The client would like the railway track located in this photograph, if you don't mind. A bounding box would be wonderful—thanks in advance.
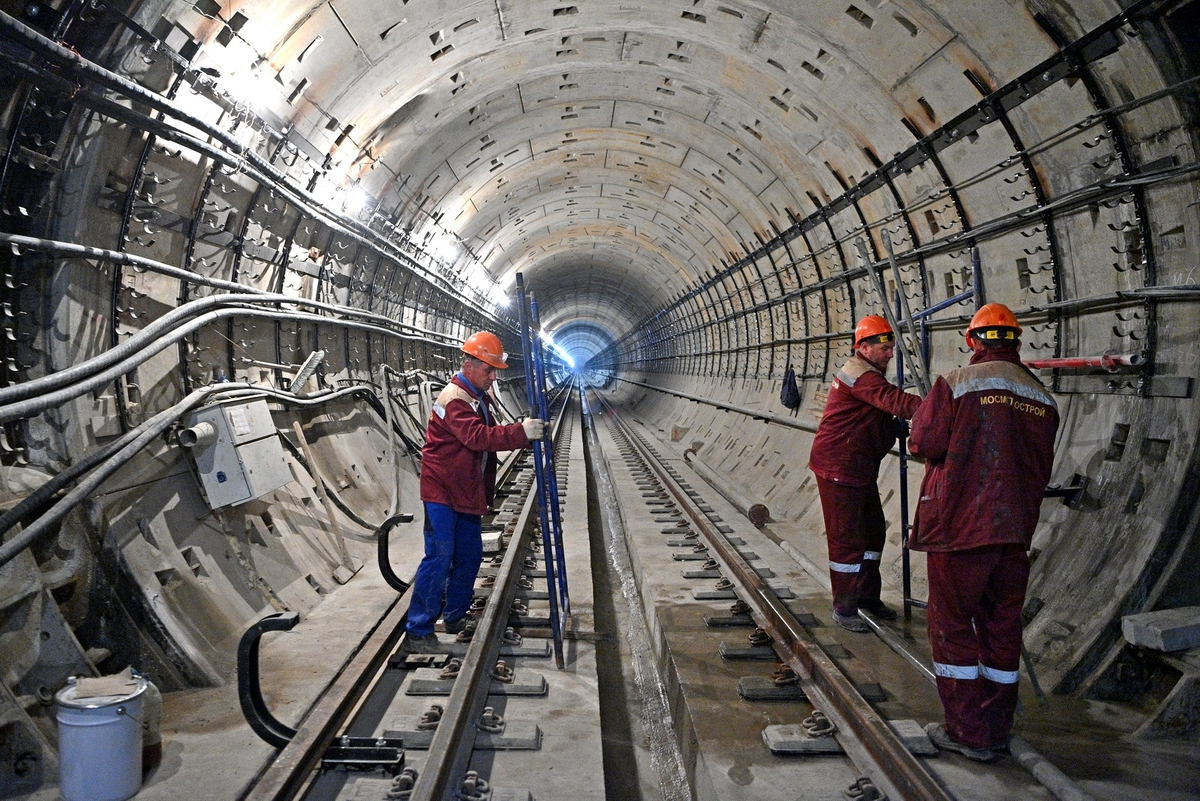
[243,390,601,801]
[587,390,1100,801]
[237,385,1173,801]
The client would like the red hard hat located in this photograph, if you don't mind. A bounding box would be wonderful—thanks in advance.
[462,331,508,369]
[965,303,1021,347]
[854,315,894,347]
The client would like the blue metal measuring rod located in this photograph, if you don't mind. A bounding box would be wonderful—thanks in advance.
[529,293,571,625]
[514,273,565,668]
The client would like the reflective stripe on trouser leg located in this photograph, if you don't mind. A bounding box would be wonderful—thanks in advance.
[927,545,1029,749]
[816,476,887,614]
[976,544,1029,745]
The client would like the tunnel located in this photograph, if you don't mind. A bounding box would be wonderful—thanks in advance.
[0,0,1198,798]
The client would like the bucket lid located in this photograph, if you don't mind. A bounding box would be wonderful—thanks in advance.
[56,676,148,709]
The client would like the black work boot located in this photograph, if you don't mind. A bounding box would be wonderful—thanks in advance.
[859,599,898,621]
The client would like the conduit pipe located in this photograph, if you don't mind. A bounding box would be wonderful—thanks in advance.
[682,448,769,528]
[0,384,255,568]
[0,13,493,318]
[0,306,448,424]
[0,384,370,568]
[0,233,460,395]
[1023,352,1143,372]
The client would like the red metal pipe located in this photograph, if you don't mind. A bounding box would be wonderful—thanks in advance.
[1023,351,1142,372]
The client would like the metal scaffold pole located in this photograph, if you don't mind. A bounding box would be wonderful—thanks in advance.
[529,293,571,624]
[514,273,566,668]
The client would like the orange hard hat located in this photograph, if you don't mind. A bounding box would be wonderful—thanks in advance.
[854,315,894,347]
[462,331,508,368]
[966,303,1021,347]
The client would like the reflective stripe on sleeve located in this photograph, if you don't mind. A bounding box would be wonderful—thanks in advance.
[934,662,980,680]
[980,664,1020,684]
[863,551,882,561]
[829,561,861,573]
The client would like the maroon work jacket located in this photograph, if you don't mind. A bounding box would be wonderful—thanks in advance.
[907,349,1059,552]
[809,355,923,487]
[419,375,530,515]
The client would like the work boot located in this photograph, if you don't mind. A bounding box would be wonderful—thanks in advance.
[925,723,998,763]
[442,617,474,635]
[832,609,870,633]
[859,599,898,621]
[403,633,441,654]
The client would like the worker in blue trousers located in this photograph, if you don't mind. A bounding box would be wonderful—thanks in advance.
[404,332,545,653]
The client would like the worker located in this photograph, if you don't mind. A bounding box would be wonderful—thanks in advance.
[404,332,546,653]
[908,304,1058,762]
[809,315,922,632]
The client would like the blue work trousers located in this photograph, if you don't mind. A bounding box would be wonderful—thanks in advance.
[406,502,483,636]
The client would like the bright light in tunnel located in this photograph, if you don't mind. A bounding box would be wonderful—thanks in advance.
[430,232,460,266]
[224,58,280,112]
[538,329,575,369]
[342,185,370,216]
[489,284,511,308]
[551,342,575,368]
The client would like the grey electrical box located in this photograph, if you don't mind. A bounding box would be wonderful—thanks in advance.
[182,399,293,509]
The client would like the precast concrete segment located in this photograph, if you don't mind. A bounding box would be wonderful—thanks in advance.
[599,398,953,801]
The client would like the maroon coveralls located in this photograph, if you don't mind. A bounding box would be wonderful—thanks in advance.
[809,355,921,615]
[908,349,1058,749]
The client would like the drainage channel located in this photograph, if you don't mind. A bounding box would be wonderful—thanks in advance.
[587,390,1069,801]
[245,391,605,801]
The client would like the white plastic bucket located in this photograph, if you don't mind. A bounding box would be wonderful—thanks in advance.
[56,676,147,801]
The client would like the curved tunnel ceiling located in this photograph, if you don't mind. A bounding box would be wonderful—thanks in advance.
[192,0,1145,356]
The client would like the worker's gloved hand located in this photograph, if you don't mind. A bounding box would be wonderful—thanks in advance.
[521,418,547,440]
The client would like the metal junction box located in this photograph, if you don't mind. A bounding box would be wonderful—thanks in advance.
[182,399,293,509]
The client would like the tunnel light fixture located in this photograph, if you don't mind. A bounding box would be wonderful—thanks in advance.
[342,185,370,216]
[488,283,511,308]
[550,343,576,368]
[224,57,280,111]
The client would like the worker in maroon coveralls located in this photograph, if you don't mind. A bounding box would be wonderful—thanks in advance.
[404,332,545,653]
[809,315,922,632]
[908,304,1059,762]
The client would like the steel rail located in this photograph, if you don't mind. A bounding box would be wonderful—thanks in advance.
[598,397,954,801]
[412,401,572,801]
[239,595,411,801]
[240,439,536,801]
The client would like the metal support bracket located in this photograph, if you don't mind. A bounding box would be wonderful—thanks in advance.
[237,611,300,748]
[378,512,415,593]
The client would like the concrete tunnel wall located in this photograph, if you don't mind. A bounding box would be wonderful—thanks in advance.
[0,0,1198,785]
